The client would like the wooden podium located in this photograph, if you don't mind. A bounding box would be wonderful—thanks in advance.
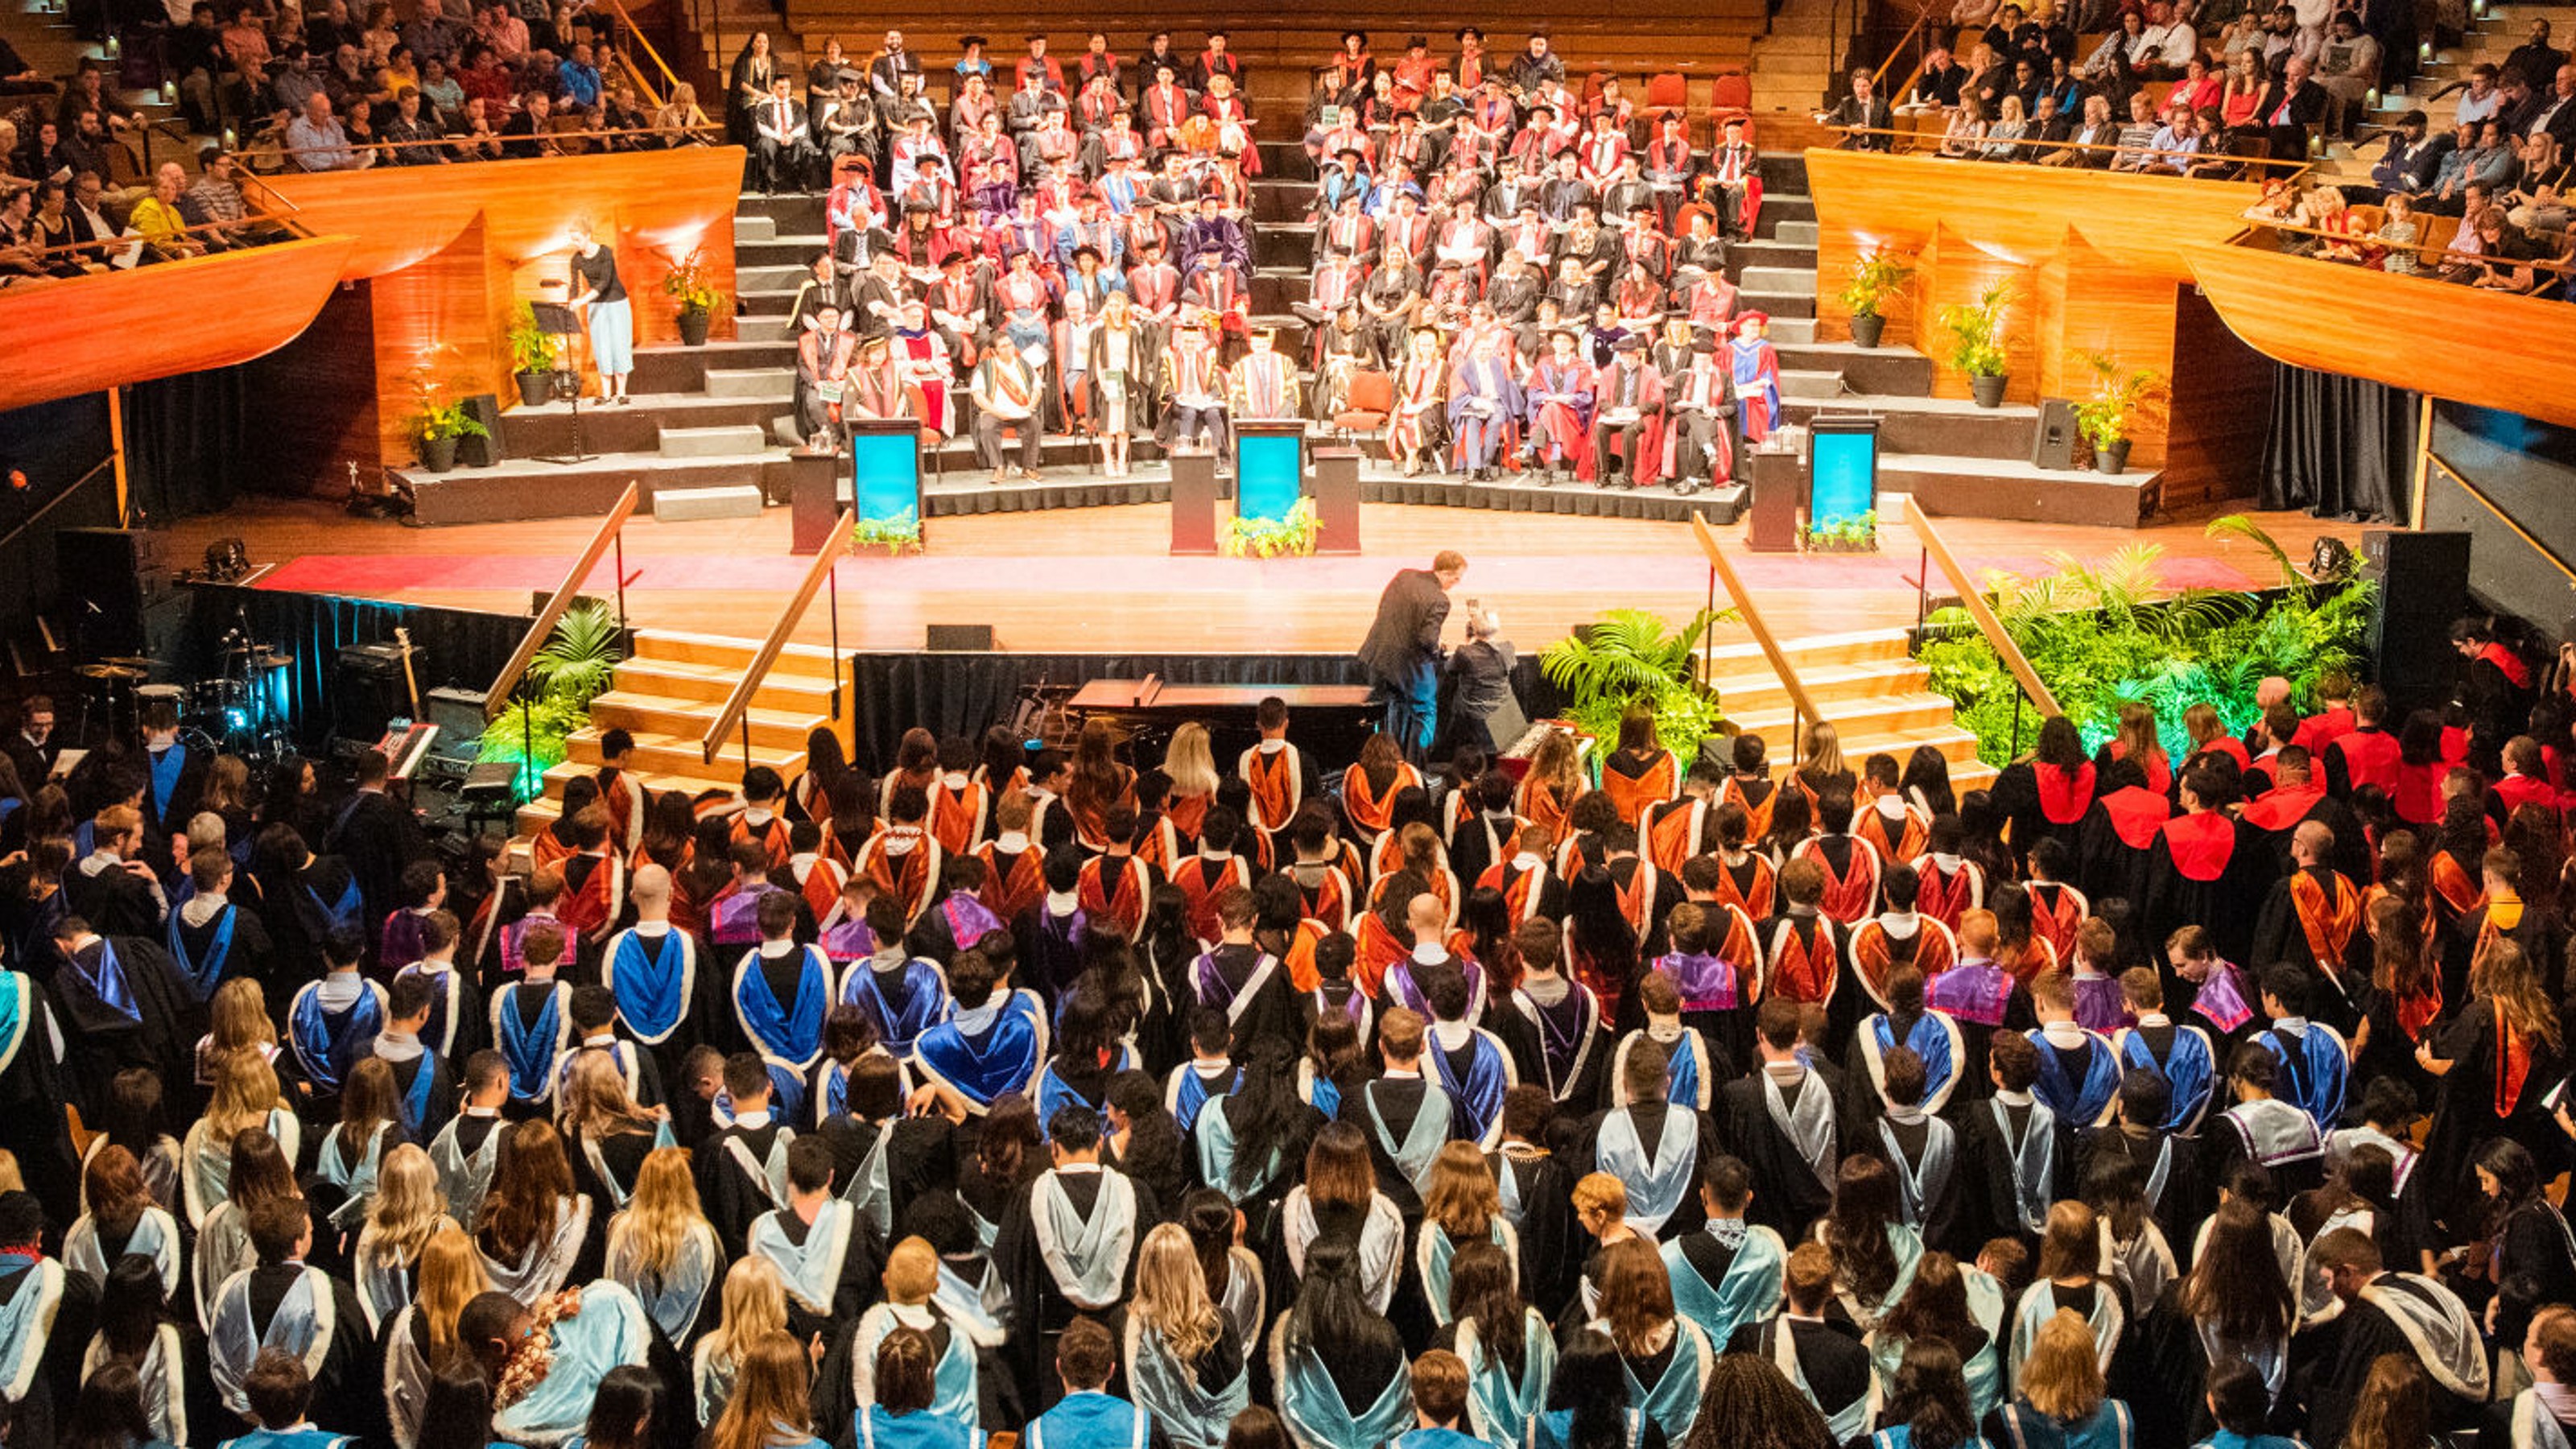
[1310,445,1363,554]
[1168,448,1220,555]
[1744,440,1808,552]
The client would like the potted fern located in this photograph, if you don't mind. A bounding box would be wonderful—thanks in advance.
[1937,279,2013,407]
[507,303,560,408]
[1836,248,1915,349]
[2074,352,2160,476]
[663,247,724,347]
[1538,607,1732,753]
[407,385,489,473]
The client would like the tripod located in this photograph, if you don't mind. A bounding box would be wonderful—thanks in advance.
[530,300,597,465]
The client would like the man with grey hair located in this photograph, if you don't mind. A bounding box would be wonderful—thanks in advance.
[1444,604,1517,755]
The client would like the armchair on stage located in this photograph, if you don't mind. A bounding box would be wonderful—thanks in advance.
[1167,423,1361,557]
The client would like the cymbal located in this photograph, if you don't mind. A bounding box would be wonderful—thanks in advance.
[246,651,295,669]
[101,655,159,670]
[76,663,144,682]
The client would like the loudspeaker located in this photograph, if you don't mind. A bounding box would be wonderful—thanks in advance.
[56,527,164,658]
[2031,398,2079,470]
[334,642,409,741]
[2364,527,2471,714]
[926,624,995,651]
[456,394,504,468]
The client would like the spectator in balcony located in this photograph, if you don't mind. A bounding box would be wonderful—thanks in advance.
[180,146,258,246]
[2221,47,2266,128]
[1939,97,1992,158]
[130,163,205,263]
[285,88,373,169]
[171,4,230,131]
[2168,55,2224,115]
[2251,53,2328,159]
[0,186,42,285]
[498,88,560,158]
[1980,94,2037,160]
[2504,21,2566,102]
[269,45,327,126]
[2520,64,2576,151]
[418,57,463,122]
[2145,102,2207,171]
[382,87,448,161]
[2367,109,2449,197]
[474,1,526,62]
[224,7,276,82]
[1818,69,1894,150]
[2260,6,2319,69]
[2111,89,2163,168]
[2081,14,2143,98]
[557,39,601,109]
[2314,15,2383,140]
[63,169,135,266]
[2373,191,2424,273]
[401,0,469,68]
[26,180,103,277]
[451,93,502,157]
[2133,0,2200,78]
[2042,92,2120,166]
[726,32,775,147]
[2460,204,2546,292]
[1899,47,1965,114]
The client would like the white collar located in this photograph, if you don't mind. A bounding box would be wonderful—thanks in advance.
[1383,1066,1422,1081]
[758,940,799,959]
[1411,941,1447,964]
[2041,1020,2088,1049]
[1995,1088,2033,1107]
[1056,1160,1103,1176]
[1045,889,1080,914]
[2136,1011,2170,1026]
[997,830,1031,852]
[1431,1020,1473,1051]
[733,1109,773,1129]
[1257,737,1289,754]
[2274,1015,2309,1034]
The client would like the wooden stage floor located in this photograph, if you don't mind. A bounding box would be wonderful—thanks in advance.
[170,497,2365,655]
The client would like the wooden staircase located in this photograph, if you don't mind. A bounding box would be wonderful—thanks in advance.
[512,628,846,840]
[1707,628,1998,791]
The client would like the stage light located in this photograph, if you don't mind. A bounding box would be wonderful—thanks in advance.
[225,708,251,731]
[6,470,25,493]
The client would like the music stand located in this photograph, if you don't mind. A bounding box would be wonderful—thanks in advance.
[530,301,596,466]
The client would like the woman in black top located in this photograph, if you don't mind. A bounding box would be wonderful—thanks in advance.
[566,219,633,403]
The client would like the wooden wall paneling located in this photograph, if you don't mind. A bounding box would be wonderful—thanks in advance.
[1913,223,2041,406]
[250,171,481,279]
[2182,240,2576,431]
[0,237,355,412]
[2037,233,2182,469]
[1802,150,2261,283]
[239,281,384,495]
[2157,284,2271,508]
[370,213,506,465]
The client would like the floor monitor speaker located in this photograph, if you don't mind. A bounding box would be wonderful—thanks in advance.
[2031,398,2079,470]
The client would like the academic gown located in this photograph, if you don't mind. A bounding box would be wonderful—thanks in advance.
[0,976,79,1227]
[994,1166,1160,1412]
[2421,996,2566,1215]
[169,902,275,1006]
[2247,865,2368,982]
[1715,1068,1839,1236]
[2145,812,2274,969]
[1575,1100,1725,1240]
[211,1262,380,1444]
[748,1200,888,1343]
[692,1119,795,1256]
[1347,1075,1455,1218]
[64,856,163,939]
[52,935,196,1107]
[322,788,421,962]
[1925,962,2037,1100]
[2078,1125,2207,1275]
[2289,1276,2483,1447]
[1959,1095,2066,1245]
[2075,786,2173,908]
[0,1251,100,1449]
[1490,1146,1581,1322]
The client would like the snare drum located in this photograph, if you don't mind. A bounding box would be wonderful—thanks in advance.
[196,677,248,712]
[136,683,187,709]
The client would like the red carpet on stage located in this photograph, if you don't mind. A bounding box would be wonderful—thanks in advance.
[255,550,2256,601]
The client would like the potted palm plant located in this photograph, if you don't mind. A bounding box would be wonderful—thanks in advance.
[1836,248,1916,349]
[506,303,559,407]
[411,396,489,473]
[1936,278,2013,407]
[662,246,724,347]
[2074,352,2161,475]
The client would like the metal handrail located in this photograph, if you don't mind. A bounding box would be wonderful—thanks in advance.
[1687,512,1824,766]
[700,509,855,767]
[1827,122,2319,173]
[0,455,116,556]
[601,0,713,121]
[484,482,642,720]
[1901,496,2060,716]
[245,121,724,165]
[1873,3,1937,89]
[3,209,308,265]
[2422,453,2576,589]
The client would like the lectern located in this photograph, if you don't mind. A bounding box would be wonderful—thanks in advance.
[1169,448,1220,555]
[1234,420,1306,522]
[848,416,923,541]
[1309,445,1363,554]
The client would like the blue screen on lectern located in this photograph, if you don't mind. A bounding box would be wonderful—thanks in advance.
[851,429,920,527]
[1810,427,1879,527]
[1237,432,1303,522]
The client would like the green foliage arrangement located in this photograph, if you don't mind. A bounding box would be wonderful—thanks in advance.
[479,599,625,799]
[413,398,489,443]
[1836,249,1918,319]
[852,511,926,555]
[1539,607,1733,753]
[1221,497,1322,558]
[507,303,560,374]
[1917,516,2375,766]
[2073,352,2161,451]
[1802,508,1879,552]
[1935,279,2013,378]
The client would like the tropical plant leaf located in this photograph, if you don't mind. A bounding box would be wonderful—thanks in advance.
[2205,514,2298,588]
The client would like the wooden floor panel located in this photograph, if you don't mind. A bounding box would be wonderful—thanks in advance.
[165,497,2363,655]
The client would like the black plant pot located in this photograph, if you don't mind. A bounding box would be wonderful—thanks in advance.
[514,370,554,407]
[1850,312,1886,348]
[677,308,712,346]
[2096,439,2132,475]
[1970,374,2008,408]
[419,434,460,473]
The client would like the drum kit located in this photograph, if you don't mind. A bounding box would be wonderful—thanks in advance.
[71,635,297,760]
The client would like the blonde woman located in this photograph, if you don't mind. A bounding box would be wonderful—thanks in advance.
[314,1055,401,1232]
[1415,1141,1519,1326]
[605,1145,723,1347]
[383,1223,490,1449]
[1984,1307,2134,1447]
[353,1144,456,1333]
[559,1050,673,1211]
[473,1120,593,1303]
[842,1237,978,1431]
[1797,720,1854,802]
[1126,1222,1250,1449]
[708,1331,828,1449]
[194,976,284,1092]
[1389,328,1447,476]
[692,1256,791,1428]
[181,1051,301,1229]
[1162,723,1221,840]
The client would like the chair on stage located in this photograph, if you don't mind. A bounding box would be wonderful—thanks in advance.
[1332,369,1395,449]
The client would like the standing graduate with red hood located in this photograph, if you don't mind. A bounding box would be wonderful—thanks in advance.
[2074,758,2173,910]
[1994,716,2098,873]
[2144,764,2276,968]
[2450,616,2535,773]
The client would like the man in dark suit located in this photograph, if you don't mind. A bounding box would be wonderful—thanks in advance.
[322,748,423,964]
[751,75,818,193]
[2367,109,2453,200]
[1814,69,1893,151]
[1356,550,1464,761]
[2251,56,2329,161]
[3,696,59,791]
[137,702,209,872]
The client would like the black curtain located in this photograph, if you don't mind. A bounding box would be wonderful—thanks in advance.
[2259,362,2417,522]
[122,365,256,522]
[849,650,1556,773]
[182,584,526,749]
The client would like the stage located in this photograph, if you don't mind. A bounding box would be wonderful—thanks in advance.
[167,493,2359,658]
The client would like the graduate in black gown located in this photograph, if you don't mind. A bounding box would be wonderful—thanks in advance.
[2288,1226,2488,1446]
[1715,997,1840,1238]
[745,1136,888,1342]
[693,1051,797,1257]
[168,846,274,1006]
[320,749,425,965]
[2144,766,2276,968]
[993,1103,1158,1413]
[1488,1084,1580,1322]
[0,1190,99,1449]
[47,914,196,1111]
[64,805,167,940]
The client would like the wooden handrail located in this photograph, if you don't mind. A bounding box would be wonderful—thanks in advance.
[485,482,641,720]
[1901,496,2061,716]
[2245,217,2576,279]
[601,0,713,122]
[2422,453,2576,590]
[1826,123,2318,172]
[701,510,855,765]
[1687,513,1824,766]
[1872,2,1939,93]
[246,122,724,164]
[3,210,308,266]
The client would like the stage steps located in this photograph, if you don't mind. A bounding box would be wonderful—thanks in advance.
[1705,629,1997,790]
[510,628,846,844]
